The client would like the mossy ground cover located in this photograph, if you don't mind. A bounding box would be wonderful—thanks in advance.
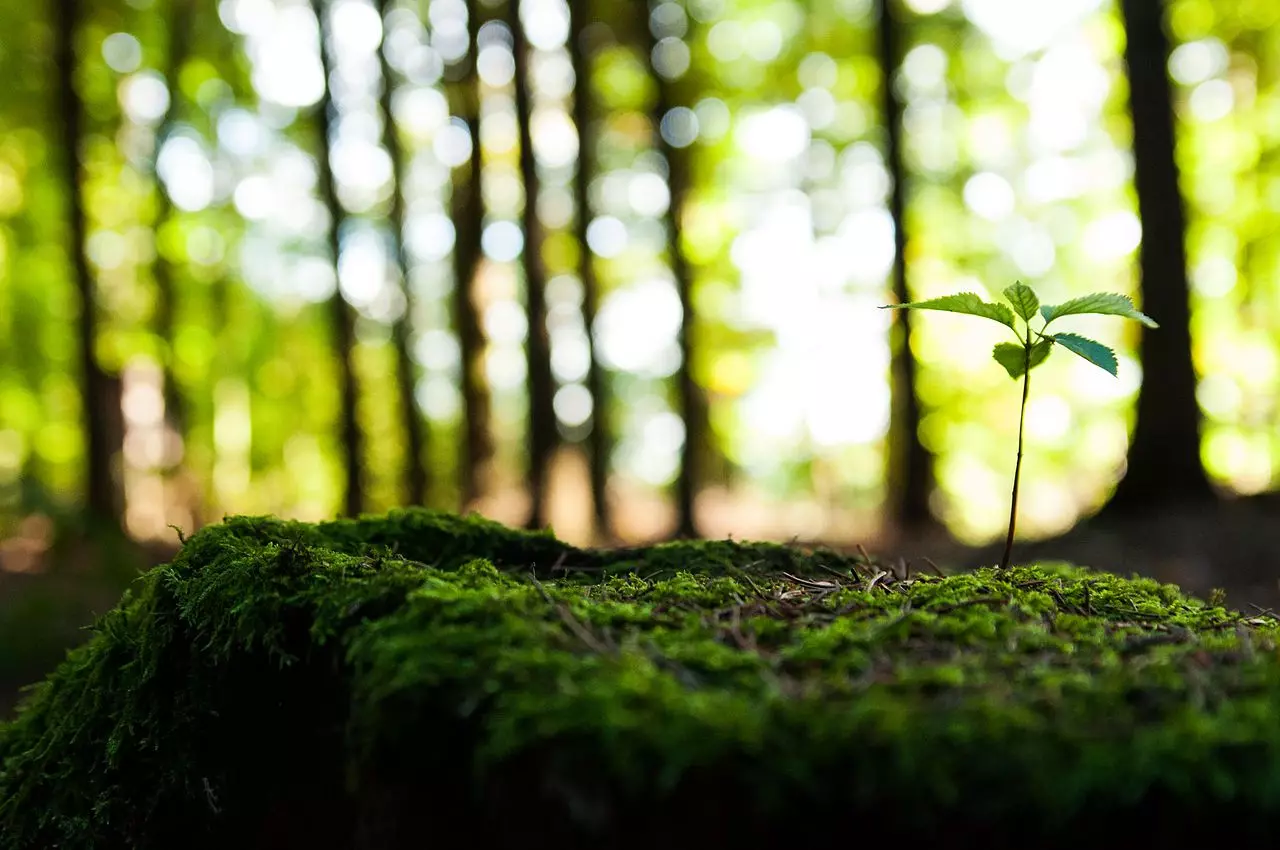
[2,509,1279,849]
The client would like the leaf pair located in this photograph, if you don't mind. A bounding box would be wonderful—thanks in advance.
[881,283,1157,379]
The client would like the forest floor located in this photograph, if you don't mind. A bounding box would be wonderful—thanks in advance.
[0,531,175,719]
[2,492,1277,719]
[893,491,1280,616]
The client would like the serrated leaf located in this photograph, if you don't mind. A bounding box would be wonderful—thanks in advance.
[1002,282,1040,322]
[1039,293,1159,328]
[882,293,1015,330]
[992,339,1053,379]
[1052,332,1117,376]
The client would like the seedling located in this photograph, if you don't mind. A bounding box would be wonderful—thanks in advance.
[882,282,1157,569]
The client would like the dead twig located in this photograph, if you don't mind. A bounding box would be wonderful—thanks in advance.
[527,570,555,603]
[816,562,855,582]
[780,571,838,590]
[1048,586,1082,615]
[865,570,890,593]
[803,588,837,610]
[556,603,613,654]
[528,570,612,653]
[727,605,756,651]
[726,561,771,600]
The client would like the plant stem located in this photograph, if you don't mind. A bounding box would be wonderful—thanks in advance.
[1000,341,1033,569]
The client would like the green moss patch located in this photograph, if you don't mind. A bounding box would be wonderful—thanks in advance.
[2,509,1279,849]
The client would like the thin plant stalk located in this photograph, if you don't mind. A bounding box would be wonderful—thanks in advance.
[1001,337,1033,570]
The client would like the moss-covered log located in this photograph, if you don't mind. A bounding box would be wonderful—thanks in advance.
[2,509,1279,849]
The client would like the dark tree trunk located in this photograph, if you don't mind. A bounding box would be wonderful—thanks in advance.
[567,0,612,540]
[1106,0,1213,515]
[53,0,122,529]
[508,0,558,530]
[450,0,494,509]
[641,4,701,539]
[375,0,429,506]
[311,0,366,517]
[876,0,936,528]
[152,0,195,451]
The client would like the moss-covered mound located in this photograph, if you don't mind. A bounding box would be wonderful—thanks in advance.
[2,509,1279,849]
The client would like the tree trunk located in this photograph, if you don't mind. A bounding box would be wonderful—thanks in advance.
[1106,0,1213,515]
[641,4,702,539]
[450,0,494,509]
[508,0,558,530]
[876,0,936,528]
[567,0,612,540]
[152,0,195,449]
[375,0,429,506]
[311,0,366,517]
[53,0,122,529]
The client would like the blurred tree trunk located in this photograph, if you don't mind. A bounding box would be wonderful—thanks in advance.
[53,0,123,529]
[312,0,366,517]
[641,2,702,539]
[508,0,558,530]
[375,0,429,506]
[449,0,493,509]
[876,0,936,528]
[152,0,195,446]
[567,0,612,540]
[1105,0,1213,515]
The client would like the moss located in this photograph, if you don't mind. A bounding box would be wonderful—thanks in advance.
[2,508,1279,849]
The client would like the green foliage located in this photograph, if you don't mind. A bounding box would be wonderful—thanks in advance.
[1003,280,1040,322]
[884,281,1157,379]
[4,0,1276,533]
[883,282,1158,567]
[1052,332,1119,377]
[4,510,1280,847]
[1040,292,1158,328]
[882,291,1016,330]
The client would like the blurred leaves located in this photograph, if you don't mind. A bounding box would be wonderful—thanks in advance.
[0,0,1275,546]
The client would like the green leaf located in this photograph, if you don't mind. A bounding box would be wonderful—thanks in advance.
[1052,333,1117,376]
[1002,281,1040,322]
[882,293,1016,331]
[992,344,1025,379]
[1039,293,1158,328]
[992,339,1053,379]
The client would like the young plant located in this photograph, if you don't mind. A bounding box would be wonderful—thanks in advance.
[883,282,1157,569]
